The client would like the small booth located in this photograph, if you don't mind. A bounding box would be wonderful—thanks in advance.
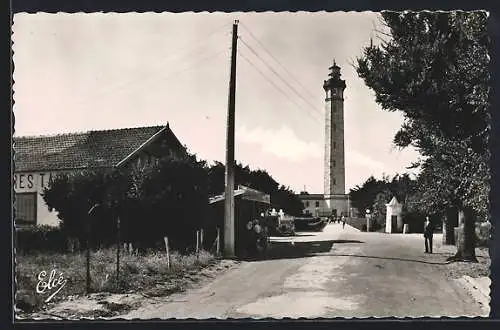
[208,185,271,257]
[385,196,403,233]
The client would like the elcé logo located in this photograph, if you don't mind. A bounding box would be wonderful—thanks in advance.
[36,270,67,303]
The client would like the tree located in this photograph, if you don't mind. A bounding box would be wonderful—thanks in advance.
[42,169,132,248]
[128,154,209,251]
[356,11,490,261]
[349,176,393,216]
[372,189,392,226]
[206,161,303,215]
[271,185,304,216]
[43,153,210,252]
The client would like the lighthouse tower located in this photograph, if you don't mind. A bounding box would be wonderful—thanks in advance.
[323,60,348,215]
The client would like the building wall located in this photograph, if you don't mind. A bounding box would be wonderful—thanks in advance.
[301,197,329,216]
[13,171,67,227]
[299,194,349,218]
[325,196,349,217]
[14,145,183,228]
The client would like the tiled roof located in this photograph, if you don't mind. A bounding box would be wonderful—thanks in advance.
[13,124,182,172]
[209,185,271,205]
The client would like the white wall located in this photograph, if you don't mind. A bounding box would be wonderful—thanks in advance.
[300,196,348,217]
[13,171,66,227]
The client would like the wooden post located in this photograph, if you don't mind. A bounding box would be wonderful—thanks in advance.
[196,230,200,254]
[86,232,91,294]
[216,227,220,256]
[164,237,170,269]
[224,20,239,258]
[116,215,121,285]
[86,203,100,294]
[200,229,204,250]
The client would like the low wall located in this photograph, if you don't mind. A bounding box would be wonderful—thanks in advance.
[345,217,365,231]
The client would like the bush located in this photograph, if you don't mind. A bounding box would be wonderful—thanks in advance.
[16,225,69,253]
[42,155,211,252]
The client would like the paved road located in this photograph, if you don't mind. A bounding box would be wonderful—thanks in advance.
[118,223,484,319]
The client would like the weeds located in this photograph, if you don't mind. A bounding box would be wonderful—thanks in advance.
[15,248,216,313]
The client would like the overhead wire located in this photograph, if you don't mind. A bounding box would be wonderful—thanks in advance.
[109,45,229,106]
[237,49,321,125]
[239,37,323,120]
[67,22,233,109]
[239,22,319,101]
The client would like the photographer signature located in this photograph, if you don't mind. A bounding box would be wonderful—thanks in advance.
[36,270,67,303]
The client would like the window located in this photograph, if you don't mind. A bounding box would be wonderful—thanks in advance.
[333,142,337,149]
[333,178,337,185]
[333,160,336,167]
[305,201,310,207]
[15,193,37,225]
[333,123,337,131]
[315,201,320,207]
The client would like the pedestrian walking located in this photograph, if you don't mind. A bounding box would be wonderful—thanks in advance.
[424,217,435,253]
[342,215,346,229]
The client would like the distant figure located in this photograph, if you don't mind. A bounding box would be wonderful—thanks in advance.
[278,209,285,219]
[342,215,346,229]
[271,208,277,216]
[424,217,435,253]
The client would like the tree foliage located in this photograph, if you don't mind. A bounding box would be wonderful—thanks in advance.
[356,11,490,214]
[355,11,490,260]
[43,154,304,251]
[206,161,303,216]
[349,174,417,218]
[372,189,393,224]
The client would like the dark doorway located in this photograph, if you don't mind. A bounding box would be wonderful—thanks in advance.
[391,215,397,233]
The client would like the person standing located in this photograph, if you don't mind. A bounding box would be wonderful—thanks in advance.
[342,215,346,229]
[424,217,435,253]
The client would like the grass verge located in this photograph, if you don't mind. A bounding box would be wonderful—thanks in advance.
[15,248,216,314]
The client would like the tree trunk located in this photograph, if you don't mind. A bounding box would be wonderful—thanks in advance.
[448,207,478,262]
[442,208,457,245]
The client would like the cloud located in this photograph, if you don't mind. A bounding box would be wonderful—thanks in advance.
[346,151,385,171]
[236,125,322,162]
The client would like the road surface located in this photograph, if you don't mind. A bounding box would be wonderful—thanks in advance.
[117,223,484,319]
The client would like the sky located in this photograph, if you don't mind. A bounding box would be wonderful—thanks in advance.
[12,12,420,193]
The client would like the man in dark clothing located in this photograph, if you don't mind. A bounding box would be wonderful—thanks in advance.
[424,217,435,253]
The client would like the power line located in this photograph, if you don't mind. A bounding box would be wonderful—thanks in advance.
[77,46,228,111]
[239,37,323,119]
[111,46,228,103]
[149,47,228,86]
[239,22,319,102]
[67,22,232,110]
[238,49,321,125]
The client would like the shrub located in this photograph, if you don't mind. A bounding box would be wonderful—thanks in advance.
[15,225,69,253]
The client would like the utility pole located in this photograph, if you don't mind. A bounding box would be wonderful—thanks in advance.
[224,20,239,258]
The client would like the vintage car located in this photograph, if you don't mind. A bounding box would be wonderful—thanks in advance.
[262,214,296,237]
[258,209,296,237]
